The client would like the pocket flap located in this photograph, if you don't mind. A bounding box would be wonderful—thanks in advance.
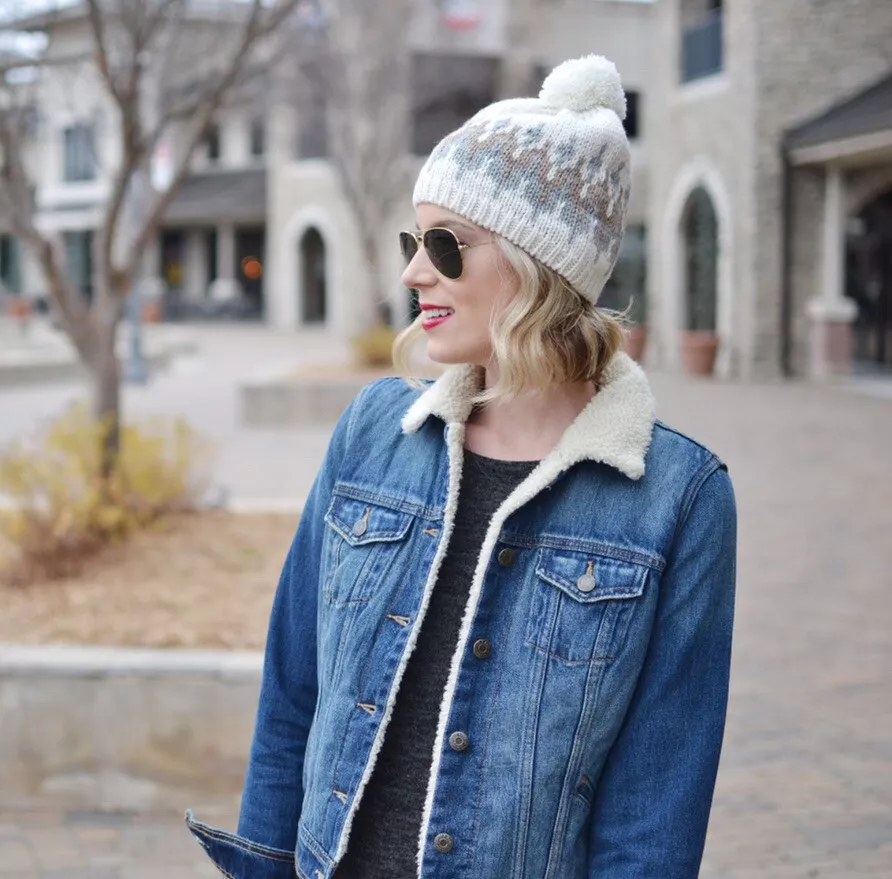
[325,494,414,546]
[535,547,646,604]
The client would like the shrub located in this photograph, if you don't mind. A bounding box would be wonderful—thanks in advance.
[350,324,397,369]
[0,404,215,585]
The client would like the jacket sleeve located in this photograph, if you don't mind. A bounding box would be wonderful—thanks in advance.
[588,463,737,878]
[234,389,366,852]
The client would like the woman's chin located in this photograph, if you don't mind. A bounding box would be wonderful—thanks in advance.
[424,339,469,366]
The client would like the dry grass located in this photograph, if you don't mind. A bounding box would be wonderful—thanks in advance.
[0,511,298,650]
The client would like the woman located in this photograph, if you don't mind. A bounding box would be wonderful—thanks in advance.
[186,55,737,879]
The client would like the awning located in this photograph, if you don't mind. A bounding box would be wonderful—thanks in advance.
[163,169,266,225]
[787,74,892,165]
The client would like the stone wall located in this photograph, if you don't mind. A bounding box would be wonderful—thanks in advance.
[646,0,758,377]
[752,0,892,376]
[0,646,260,815]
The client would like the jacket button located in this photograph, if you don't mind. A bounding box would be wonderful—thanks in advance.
[473,639,492,659]
[448,731,470,752]
[576,573,597,593]
[352,518,368,537]
[497,547,516,567]
[433,832,454,853]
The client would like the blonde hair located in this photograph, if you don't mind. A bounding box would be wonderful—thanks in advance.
[392,235,629,403]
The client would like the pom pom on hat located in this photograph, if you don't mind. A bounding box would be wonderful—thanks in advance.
[539,54,627,120]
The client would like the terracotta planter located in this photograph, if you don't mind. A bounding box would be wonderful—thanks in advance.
[624,324,648,363]
[681,331,720,376]
[5,298,31,319]
[142,302,162,323]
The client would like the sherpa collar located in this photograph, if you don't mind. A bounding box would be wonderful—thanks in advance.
[401,351,656,480]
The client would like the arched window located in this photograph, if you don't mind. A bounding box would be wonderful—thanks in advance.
[682,186,718,332]
[300,227,327,324]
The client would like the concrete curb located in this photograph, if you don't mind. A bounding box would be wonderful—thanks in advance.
[225,497,305,515]
[0,643,263,678]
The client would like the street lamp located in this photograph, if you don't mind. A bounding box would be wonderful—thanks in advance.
[121,166,151,386]
[121,50,155,386]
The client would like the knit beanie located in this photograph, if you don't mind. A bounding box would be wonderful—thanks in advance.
[412,55,632,307]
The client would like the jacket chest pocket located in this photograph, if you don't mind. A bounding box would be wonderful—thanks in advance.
[323,495,415,606]
[525,547,647,665]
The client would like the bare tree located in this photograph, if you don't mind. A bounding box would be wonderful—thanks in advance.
[292,0,414,327]
[0,0,301,471]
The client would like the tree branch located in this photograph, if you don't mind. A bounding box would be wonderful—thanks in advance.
[127,0,302,278]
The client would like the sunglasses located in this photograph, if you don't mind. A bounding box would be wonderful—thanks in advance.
[399,227,489,280]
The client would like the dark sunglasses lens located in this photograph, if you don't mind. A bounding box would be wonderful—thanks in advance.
[424,229,463,280]
[399,231,419,265]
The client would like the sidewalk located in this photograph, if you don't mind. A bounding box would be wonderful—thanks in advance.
[0,809,226,878]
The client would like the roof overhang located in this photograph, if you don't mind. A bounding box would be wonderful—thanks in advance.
[162,169,267,225]
[789,128,892,168]
[786,72,892,167]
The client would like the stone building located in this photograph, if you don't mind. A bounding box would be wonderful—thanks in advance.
[0,0,655,339]
[7,0,890,380]
[648,0,892,378]
[262,0,656,336]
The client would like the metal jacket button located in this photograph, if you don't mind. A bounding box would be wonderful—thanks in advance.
[473,639,492,659]
[433,832,454,853]
[352,510,369,537]
[576,574,597,593]
[497,547,516,567]
[448,731,470,752]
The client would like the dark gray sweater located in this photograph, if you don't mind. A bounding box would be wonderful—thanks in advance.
[335,449,537,879]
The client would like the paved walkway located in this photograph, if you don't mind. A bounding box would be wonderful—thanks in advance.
[1,333,891,877]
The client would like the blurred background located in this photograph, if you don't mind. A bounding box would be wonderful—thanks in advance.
[0,0,890,877]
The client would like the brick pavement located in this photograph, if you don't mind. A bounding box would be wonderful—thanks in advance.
[2,367,892,877]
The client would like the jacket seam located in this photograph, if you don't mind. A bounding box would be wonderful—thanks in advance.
[669,457,724,549]
[653,420,728,467]
[299,822,334,868]
[510,535,663,571]
[332,483,443,520]
[186,819,294,861]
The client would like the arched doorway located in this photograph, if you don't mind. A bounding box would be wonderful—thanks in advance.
[846,188,892,368]
[300,227,327,324]
[682,186,719,334]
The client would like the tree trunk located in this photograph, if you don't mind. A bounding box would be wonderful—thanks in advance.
[89,301,123,480]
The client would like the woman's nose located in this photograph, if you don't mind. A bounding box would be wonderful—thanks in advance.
[401,245,437,289]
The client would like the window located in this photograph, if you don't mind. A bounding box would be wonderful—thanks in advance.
[250,117,265,157]
[0,235,22,294]
[682,188,718,331]
[205,122,221,162]
[63,230,94,300]
[411,53,499,155]
[681,0,723,82]
[296,84,329,159]
[624,91,640,139]
[63,124,96,182]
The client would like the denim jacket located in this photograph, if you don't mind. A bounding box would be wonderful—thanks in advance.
[186,352,737,879]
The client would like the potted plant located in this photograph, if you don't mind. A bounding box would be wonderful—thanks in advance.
[4,295,31,320]
[682,282,719,376]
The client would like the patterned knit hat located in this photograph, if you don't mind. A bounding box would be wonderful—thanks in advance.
[412,55,631,306]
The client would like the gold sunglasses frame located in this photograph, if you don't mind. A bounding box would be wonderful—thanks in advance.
[399,228,490,280]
